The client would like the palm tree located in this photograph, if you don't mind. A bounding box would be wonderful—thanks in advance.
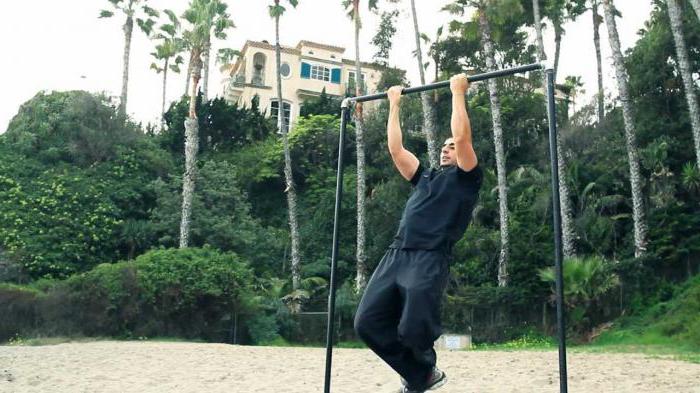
[590,0,605,124]
[544,0,586,81]
[150,9,185,128]
[269,0,302,291]
[531,0,547,61]
[539,256,619,332]
[343,0,378,293]
[215,48,241,86]
[602,0,648,257]
[99,0,159,118]
[201,45,211,101]
[409,0,440,168]
[666,0,700,167]
[179,0,234,248]
[444,0,517,286]
[477,5,510,287]
[530,0,578,258]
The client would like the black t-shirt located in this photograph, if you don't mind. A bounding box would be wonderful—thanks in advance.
[390,163,483,252]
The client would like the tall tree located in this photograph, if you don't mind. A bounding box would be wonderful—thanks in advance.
[477,3,511,287]
[215,48,241,70]
[590,0,605,123]
[150,9,185,128]
[179,0,234,248]
[201,44,211,101]
[428,26,445,85]
[528,0,578,258]
[269,0,302,291]
[666,0,700,166]
[602,0,648,257]
[99,0,159,118]
[445,0,521,286]
[543,0,586,81]
[343,0,378,293]
[410,0,440,168]
[371,9,398,67]
[532,0,546,61]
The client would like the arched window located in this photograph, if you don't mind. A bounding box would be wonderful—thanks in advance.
[252,52,266,85]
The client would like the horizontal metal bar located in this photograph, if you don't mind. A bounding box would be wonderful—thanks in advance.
[347,63,544,104]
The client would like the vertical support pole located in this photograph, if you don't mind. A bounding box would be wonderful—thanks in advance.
[545,68,568,393]
[324,101,351,393]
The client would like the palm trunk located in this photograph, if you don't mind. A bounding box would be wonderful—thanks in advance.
[532,0,546,61]
[202,40,211,101]
[553,23,562,81]
[353,1,368,293]
[667,0,700,166]
[275,13,302,291]
[185,53,193,96]
[479,8,509,287]
[557,134,577,258]
[161,57,169,129]
[690,0,700,19]
[120,16,134,118]
[603,0,648,257]
[533,0,576,257]
[179,49,202,248]
[410,0,439,168]
[592,0,605,123]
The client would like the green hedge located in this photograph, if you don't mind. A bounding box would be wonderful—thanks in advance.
[0,247,262,343]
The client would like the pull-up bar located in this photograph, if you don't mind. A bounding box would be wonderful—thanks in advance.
[323,62,568,393]
[344,62,545,105]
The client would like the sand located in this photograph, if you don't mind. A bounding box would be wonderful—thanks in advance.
[1,341,699,392]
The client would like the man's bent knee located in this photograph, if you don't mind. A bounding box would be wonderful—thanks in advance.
[354,312,371,342]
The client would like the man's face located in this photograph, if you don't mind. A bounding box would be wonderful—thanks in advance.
[440,138,457,166]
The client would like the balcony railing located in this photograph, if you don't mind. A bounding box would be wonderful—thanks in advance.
[233,74,246,87]
[251,71,265,86]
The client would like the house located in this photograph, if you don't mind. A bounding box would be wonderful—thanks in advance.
[222,40,385,131]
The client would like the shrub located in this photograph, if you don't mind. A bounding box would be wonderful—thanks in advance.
[0,248,262,343]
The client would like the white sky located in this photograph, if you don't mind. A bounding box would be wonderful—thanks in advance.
[0,0,653,133]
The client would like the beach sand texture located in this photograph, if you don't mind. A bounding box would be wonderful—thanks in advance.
[1,341,699,392]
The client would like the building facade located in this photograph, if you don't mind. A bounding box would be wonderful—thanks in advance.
[222,40,384,131]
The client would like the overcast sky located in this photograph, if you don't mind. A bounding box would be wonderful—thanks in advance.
[0,0,654,133]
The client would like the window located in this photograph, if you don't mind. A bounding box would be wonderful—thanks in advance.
[348,71,367,94]
[280,62,291,78]
[270,100,292,133]
[252,52,267,85]
[348,71,366,85]
[310,64,331,81]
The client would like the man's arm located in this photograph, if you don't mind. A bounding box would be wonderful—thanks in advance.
[387,86,420,181]
[450,74,478,171]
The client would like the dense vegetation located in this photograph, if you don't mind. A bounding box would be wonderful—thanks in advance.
[1,1,698,348]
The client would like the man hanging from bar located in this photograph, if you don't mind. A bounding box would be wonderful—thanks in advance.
[354,74,482,393]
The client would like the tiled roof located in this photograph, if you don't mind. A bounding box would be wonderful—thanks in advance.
[341,59,383,71]
[245,40,301,55]
[296,40,345,53]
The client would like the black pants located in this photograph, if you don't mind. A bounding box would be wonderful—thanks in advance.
[354,248,449,388]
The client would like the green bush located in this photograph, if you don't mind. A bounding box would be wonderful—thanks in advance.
[246,313,280,344]
[0,248,262,343]
[0,284,41,340]
[653,275,700,345]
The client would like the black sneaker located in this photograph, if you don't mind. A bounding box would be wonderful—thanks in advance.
[398,368,447,393]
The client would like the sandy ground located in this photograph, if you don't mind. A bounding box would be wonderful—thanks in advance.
[1,341,699,393]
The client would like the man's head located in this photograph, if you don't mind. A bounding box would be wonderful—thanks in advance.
[440,137,457,167]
